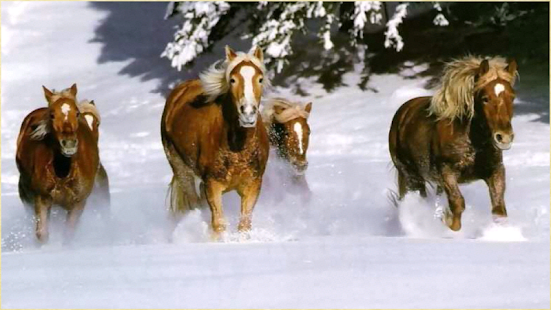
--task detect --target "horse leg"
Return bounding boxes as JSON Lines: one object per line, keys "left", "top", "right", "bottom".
{"left": 95, "top": 163, "right": 111, "bottom": 217}
{"left": 237, "top": 181, "right": 262, "bottom": 232}
{"left": 441, "top": 169, "right": 465, "bottom": 231}
{"left": 485, "top": 165, "right": 507, "bottom": 222}
{"left": 34, "top": 195, "right": 52, "bottom": 243}
{"left": 64, "top": 199, "right": 86, "bottom": 243}
{"left": 204, "top": 179, "right": 227, "bottom": 237}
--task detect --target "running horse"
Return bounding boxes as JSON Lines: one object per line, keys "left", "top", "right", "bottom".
{"left": 78, "top": 100, "right": 111, "bottom": 213}
{"left": 389, "top": 56, "right": 518, "bottom": 231}
{"left": 161, "top": 46, "right": 270, "bottom": 237}
{"left": 16, "top": 84, "right": 100, "bottom": 243}
{"left": 262, "top": 98, "right": 313, "bottom": 201}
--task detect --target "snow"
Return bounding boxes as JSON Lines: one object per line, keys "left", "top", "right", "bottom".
{"left": 1, "top": 2, "right": 549, "bottom": 308}
{"left": 384, "top": 4, "right": 409, "bottom": 52}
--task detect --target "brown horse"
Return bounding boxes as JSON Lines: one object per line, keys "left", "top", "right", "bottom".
{"left": 262, "top": 98, "right": 313, "bottom": 200}
{"left": 161, "top": 46, "right": 270, "bottom": 238}
{"left": 389, "top": 56, "right": 518, "bottom": 231}
{"left": 16, "top": 84, "right": 100, "bottom": 243}
{"left": 78, "top": 100, "right": 111, "bottom": 213}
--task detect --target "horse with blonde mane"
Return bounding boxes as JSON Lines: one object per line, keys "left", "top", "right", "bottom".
{"left": 16, "top": 84, "right": 100, "bottom": 243}
{"left": 389, "top": 56, "right": 518, "bottom": 231}
{"left": 161, "top": 45, "right": 270, "bottom": 238}
{"left": 78, "top": 100, "right": 111, "bottom": 214}
{"left": 262, "top": 98, "right": 313, "bottom": 201}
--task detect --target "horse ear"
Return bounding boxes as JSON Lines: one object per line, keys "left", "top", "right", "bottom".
{"left": 225, "top": 45, "right": 237, "bottom": 62}
{"left": 304, "top": 102, "right": 312, "bottom": 114}
{"left": 90, "top": 100, "right": 95, "bottom": 105}
{"left": 250, "top": 46, "right": 263, "bottom": 62}
{"left": 478, "top": 59, "right": 490, "bottom": 76}
{"left": 42, "top": 86, "right": 54, "bottom": 104}
{"left": 506, "top": 58, "right": 518, "bottom": 76}
{"left": 70, "top": 83, "right": 78, "bottom": 97}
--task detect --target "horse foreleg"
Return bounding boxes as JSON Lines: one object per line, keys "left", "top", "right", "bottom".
{"left": 441, "top": 168, "right": 465, "bottom": 231}
{"left": 485, "top": 165, "right": 507, "bottom": 222}
{"left": 64, "top": 199, "right": 86, "bottom": 243}
{"left": 237, "top": 181, "right": 261, "bottom": 232}
{"left": 34, "top": 195, "right": 52, "bottom": 243}
{"left": 205, "top": 180, "right": 227, "bottom": 238}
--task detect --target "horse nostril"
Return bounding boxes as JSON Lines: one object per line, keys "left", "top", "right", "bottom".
{"left": 252, "top": 106, "right": 258, "bottom": 113}
{"left": 240, "top": 106, "right": 246, "bottom": 114}
{"left": 495, "top": 133, "right": 503, "bottom": 143}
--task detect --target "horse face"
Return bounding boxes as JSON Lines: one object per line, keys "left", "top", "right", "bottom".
{"left": 476, "top": 68, "right": 516, "bottom": 150}
{"left": 50, "top": 99, "right": 81, "bottom": 157}
{"left": 226, "top": 46, "right": 265, "bottom": 128}
{"left": 284, "top": 117, "right": 311, "bottom": 174}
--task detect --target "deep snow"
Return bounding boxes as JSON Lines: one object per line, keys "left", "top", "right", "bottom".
{"left": 1, "top": 2, "right": 549, "bottom": 308}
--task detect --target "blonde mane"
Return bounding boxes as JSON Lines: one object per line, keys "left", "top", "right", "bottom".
{"left": 429, "top": 56, "right": 518, "bottom": 120}
{"left": 262, "top": 97, "right": 310, "bottom": 125}
{"left": 78, "top": 99, "right": 101, "bottom": 124}
{"left": 30, "top": 88, "right": 77, "bottom": 140}
{"left": 199, "top": 48, "right": 271, "bottom": 102}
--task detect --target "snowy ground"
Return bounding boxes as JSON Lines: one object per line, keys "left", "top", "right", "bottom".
{"left": 1, "top": 2, "right": 549, "bottom": 308}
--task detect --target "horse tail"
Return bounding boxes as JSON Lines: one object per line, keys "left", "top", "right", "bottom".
{"left": 166, "top": 172, "right": 204, "bottom": 214}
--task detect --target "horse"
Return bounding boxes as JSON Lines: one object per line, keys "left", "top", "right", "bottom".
{"left": 161, "top": 45, "right": 270, "bottom": 238}
{"left": 78, "top": 100, "right": 111, "bottom": 215}
{"left": 389, "top": 56, "right": 518, "bottom": 231}
{"left": 16, "top": 84, "right": 100, "bottom": 243}
{"left": 262, "top": 98, "right": 313, "bottom": 202}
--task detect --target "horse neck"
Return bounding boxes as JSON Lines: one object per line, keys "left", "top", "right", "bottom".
{"left": 470, "top": 109, "right": 495, "bottom": 149}
{"left": 220, "top": 95, "right": 258, "bottom": 151}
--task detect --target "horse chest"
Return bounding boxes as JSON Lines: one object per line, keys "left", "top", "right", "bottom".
{"left": 45, "top": 164, "right": 90, "bottom": 207}
{"left": 210, "top": 143, "right": 265, "bottom": 184}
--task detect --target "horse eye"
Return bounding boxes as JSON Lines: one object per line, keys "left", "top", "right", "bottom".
{"left": 230, "top": 78, "right": 236, "bottom": 84}
{"left": 482, "top": 97, "right": 489, "bottom": 104}
{"left": 50, "top": 113, "right": 55, "bottom": 119}
{"left": 259, "top": 78, "right": 263, "bottom": 83}
{"left": 76, "top": 112, "right": 81, "bottom": 117}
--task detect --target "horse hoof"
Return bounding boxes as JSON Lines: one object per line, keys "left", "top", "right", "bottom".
{"left": 492, "top": 215, "right": 508, "bottom": 225}
{"left": 36, "top": 231, "right": 49, "bottom": 244}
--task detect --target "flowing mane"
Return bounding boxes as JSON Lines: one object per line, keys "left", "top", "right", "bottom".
{"left": 262, "top": 97, "right": 310, "bottom": 125}
{"left": 199, "top": 49, "right": 271, "bottom": 102}
{"left": 30, "top": 88, "right": 77, "bottom": 140}
{"left": 429, "top": 56, "right": 518, "bottom": 120}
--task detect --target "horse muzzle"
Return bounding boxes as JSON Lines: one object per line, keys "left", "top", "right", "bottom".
{"left": 238, "top": 103, "right": 258, "bottom": 128}
{"left": 493, "top": 131, "right": 514, "bottom": 150}
{"left": 60, "top": 139, "right": 78, "bottom": 157}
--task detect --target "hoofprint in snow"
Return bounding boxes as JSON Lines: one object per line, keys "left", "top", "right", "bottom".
{"left": 1, "top": 2, "right": 549, "bottom": 308}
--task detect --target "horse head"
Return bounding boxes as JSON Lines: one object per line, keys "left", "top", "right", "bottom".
{"left": 270, "top": 101, "right": 312, "bottom": 174}
{"left": 474, "top": 59, "right": 518, "bottom": 150}
{"left": 43, "top": 84, "right": 81, "bottom": 157}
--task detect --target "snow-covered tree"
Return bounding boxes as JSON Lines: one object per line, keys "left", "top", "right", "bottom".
{"left": 162, "top": 2, "right": 391, "bottom": 73}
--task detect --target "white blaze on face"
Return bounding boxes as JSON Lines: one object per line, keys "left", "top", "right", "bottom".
{"left": 494, "top": 83, "right": 505, "bottom": 96}
{"left": 84, "top": 114, "right": 94, "bottom": 130}
{"left": 294, "top": 122, "right": 304, "bottom": 155}
{"left": 239, "top": 65, "right": 257, "bottom": 114}
{"left": 61, "top": 103, "right": 71, "bottom": 121}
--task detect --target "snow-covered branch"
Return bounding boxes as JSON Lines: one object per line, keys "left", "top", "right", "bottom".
{"left": 161, "top": 2, "right": 230, "bottom": 71}
{"left": 384, "top": 3, "right": 409, "bottom": 52}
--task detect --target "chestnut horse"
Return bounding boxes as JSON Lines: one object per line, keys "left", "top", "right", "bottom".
{"left": 16, "top": 84, "right": 99, "bottom": 243}
{"left": 262, "top": 98, "right": 313, "bottom": 200}
{"left": 78, "top": 100, "right": 111, "bottom": 213}
{"left": 161, "top": 46, "right": 270, "bottom": 237}
{"left": 389, "top": 56, "right": 518, "bottom": 231}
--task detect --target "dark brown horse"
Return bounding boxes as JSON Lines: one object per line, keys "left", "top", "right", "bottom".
{"left": 389, "top": 56, "right": 518, "bottom": 231}
{"left": 262, "top": 98, "right": 313, "bottom": 201}
{"left": 16, "top": 84, "right": 100, "bottom": 243}
{"left": 161, "top": 46, "right": 270, "bottom": 238}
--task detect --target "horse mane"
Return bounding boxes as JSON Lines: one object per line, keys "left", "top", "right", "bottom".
{"left": 429, "top": 56, "right": 518, "bottom": 120}
{"left": 199, "top": 49, "right": 271, "bottom": 102}
{"left": 262, "top": 97, "right": 310, "bottom": 125}
{"left": 30, "top": 88, "right": 78, "bottom": 140}
{"left": 78, "top": 100, "right": 101, "bottom": 124}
